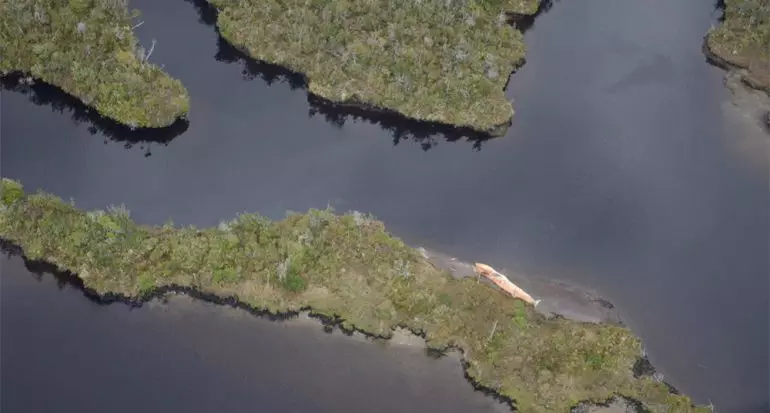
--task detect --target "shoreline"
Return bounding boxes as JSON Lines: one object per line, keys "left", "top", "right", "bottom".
{"left": 0, "top": 179, "right": 707, "bottom": 412}
{"left": 2, "top": 240, "right": 681, "bottom": 413}
{"left": 417, "top": 247, "right": 623, "bottom": 325}
{"left": 0, "top": 241, "right": 525, "bottom": 413}
{"left": 220, "top": 35, "right": 520, "bottom": 138}
{"left": 205, "top": 0, "right": 538, "bottom": 135}
{"left": 702, "top": 0, "right": 769, "bottom": 96}
{"left": 209, "top": 25, "right": 507, "bottom": 145}
{"left": 2, "top": 0, "right": 538, "bottom": 138}
{"left": 0, "top": 73, "right": 191, "bottom": 145}
{"left": 702, "top": 37, "right": 770, "bottom": 97}
{"left": 0, "top": 1, "right": 190, "bottom": 128}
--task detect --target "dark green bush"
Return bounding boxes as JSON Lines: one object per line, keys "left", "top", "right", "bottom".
{"left": 1, "top": 179, "right": 24, "bottom": 207}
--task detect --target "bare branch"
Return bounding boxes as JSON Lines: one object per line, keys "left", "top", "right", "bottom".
{"left": 144, "top": 39, "right": 156, "bottom": 62}
{"left": 131, "top": 20, "right": 144, "bottom": 30}
{"left": 487, "top": 320, "right": 498, "bottom": 342}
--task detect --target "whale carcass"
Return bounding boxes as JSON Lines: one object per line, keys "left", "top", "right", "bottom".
{"left": 474, "top": 263, "right": 541, "bottom": 307}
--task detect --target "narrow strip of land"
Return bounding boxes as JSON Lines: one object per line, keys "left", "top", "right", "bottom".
{"left": 0, "top": 179, "right": 706, "bottom": 413}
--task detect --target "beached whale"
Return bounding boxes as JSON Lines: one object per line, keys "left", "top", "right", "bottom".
{"left": 474, "top": 263, "right": 542, "bottom": 307}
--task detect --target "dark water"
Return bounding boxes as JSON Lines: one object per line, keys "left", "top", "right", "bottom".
{"left": 1, "top": 0, "right": 768, "bottom": 411}
{"left": 0, "top": 253, "right": 509, "bottom": 413}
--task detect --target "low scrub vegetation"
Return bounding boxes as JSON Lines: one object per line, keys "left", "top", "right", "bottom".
{"left": 0, "top": 178, "right": 707, "bottom": 413}
{"left": 0, "top": 0, "right": 189, "bottom": 127}
{"left": 706, "top": 0, "right": 770, "bottom": 90}
{"left": 208, "top": 0, "right": 539, "bottom": 135}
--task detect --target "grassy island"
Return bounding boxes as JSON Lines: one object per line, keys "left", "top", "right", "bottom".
{"left": 206, "top": 0, "right": 538, "bottom": 135}
{"left": 705, "top": 0, "right": 770, "bottom": 91}
{"left": 0, "top": 0, "right": 190, "bottom": 128}
{"left": 0, "top": 179, "right": 706, "bottom": 413}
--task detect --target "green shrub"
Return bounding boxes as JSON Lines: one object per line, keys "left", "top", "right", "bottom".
{"left": 281, "top": 267, "right": 308, "bottom": 293}
{"left": 1, "top": 179, "right": 24, "bottom": 207}
{"left": 213, "top": 268, "right": 240, "bottom": 285}
{"left": 137, "top": 273, "right": 155, "bottom": 295}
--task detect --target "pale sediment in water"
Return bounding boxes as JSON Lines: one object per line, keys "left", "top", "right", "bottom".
{"left": 718, "top": 71, "right": 770, "bottom": 170}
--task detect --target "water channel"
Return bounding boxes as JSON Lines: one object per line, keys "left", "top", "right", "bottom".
{"left": 1, "top": 0, "right": 768, "bottom": 411}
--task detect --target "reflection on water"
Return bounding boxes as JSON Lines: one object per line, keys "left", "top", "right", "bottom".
{"left": 306, "top": 95, "right": 492, "bottom": 151}
{"left": 215, "top": 36, "right": 306, "bottom": 91}
{"left": 1, "top": 0, "right": 768, "bottom": 411}
{"left": 0, "top": 251, "right": 510, "bottom": 413}
{"left": 0, "top": 73, "right": 189, "bottom": 157}
{"left": 506, "top": 0, "right": 558, "bottom": 34}
{"left": 713, "top": 0, "right": 726, "bottom": 23}
{"left": 183, "top": 0, "right": 508, "bottom": 151}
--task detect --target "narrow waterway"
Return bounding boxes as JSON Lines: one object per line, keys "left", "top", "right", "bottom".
{"left": 1, "top": 0, "right": 768, "bottom": 411}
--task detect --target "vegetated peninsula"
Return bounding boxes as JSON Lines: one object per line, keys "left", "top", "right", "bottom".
{"left": 207, "top": 0, "right": 538, "bottom": 135}
{"left": 705, "top": 0, "right": 770, "bottom": 91}
{"left": 0, "top": 179, "right": 707, "bottom": 413}
{"left": 0, "top": 0, "right": 189, "bottom": 128}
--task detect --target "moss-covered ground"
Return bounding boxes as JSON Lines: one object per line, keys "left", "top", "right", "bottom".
{"left": 706, "top": 0, "right": 770, "bottom": 91}
{"left": 0, "top": 179, "right": 707, "bottom": 413}
{"left": 0, "top": 0, "right": 190, "bottom": 127}
{"left": 206, "top": 0, "right": 539, "bottom": 135}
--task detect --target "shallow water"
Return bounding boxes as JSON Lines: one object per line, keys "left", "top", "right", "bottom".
{"left": 1, "top": 0, "right": 768, "bottom": 411}
{"left": 0, "top": 253, "right": 510, "bottom": 413}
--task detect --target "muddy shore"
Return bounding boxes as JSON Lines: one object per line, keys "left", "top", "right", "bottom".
{"left": 418, "top": 247, "right": 623, "bottom": 325}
